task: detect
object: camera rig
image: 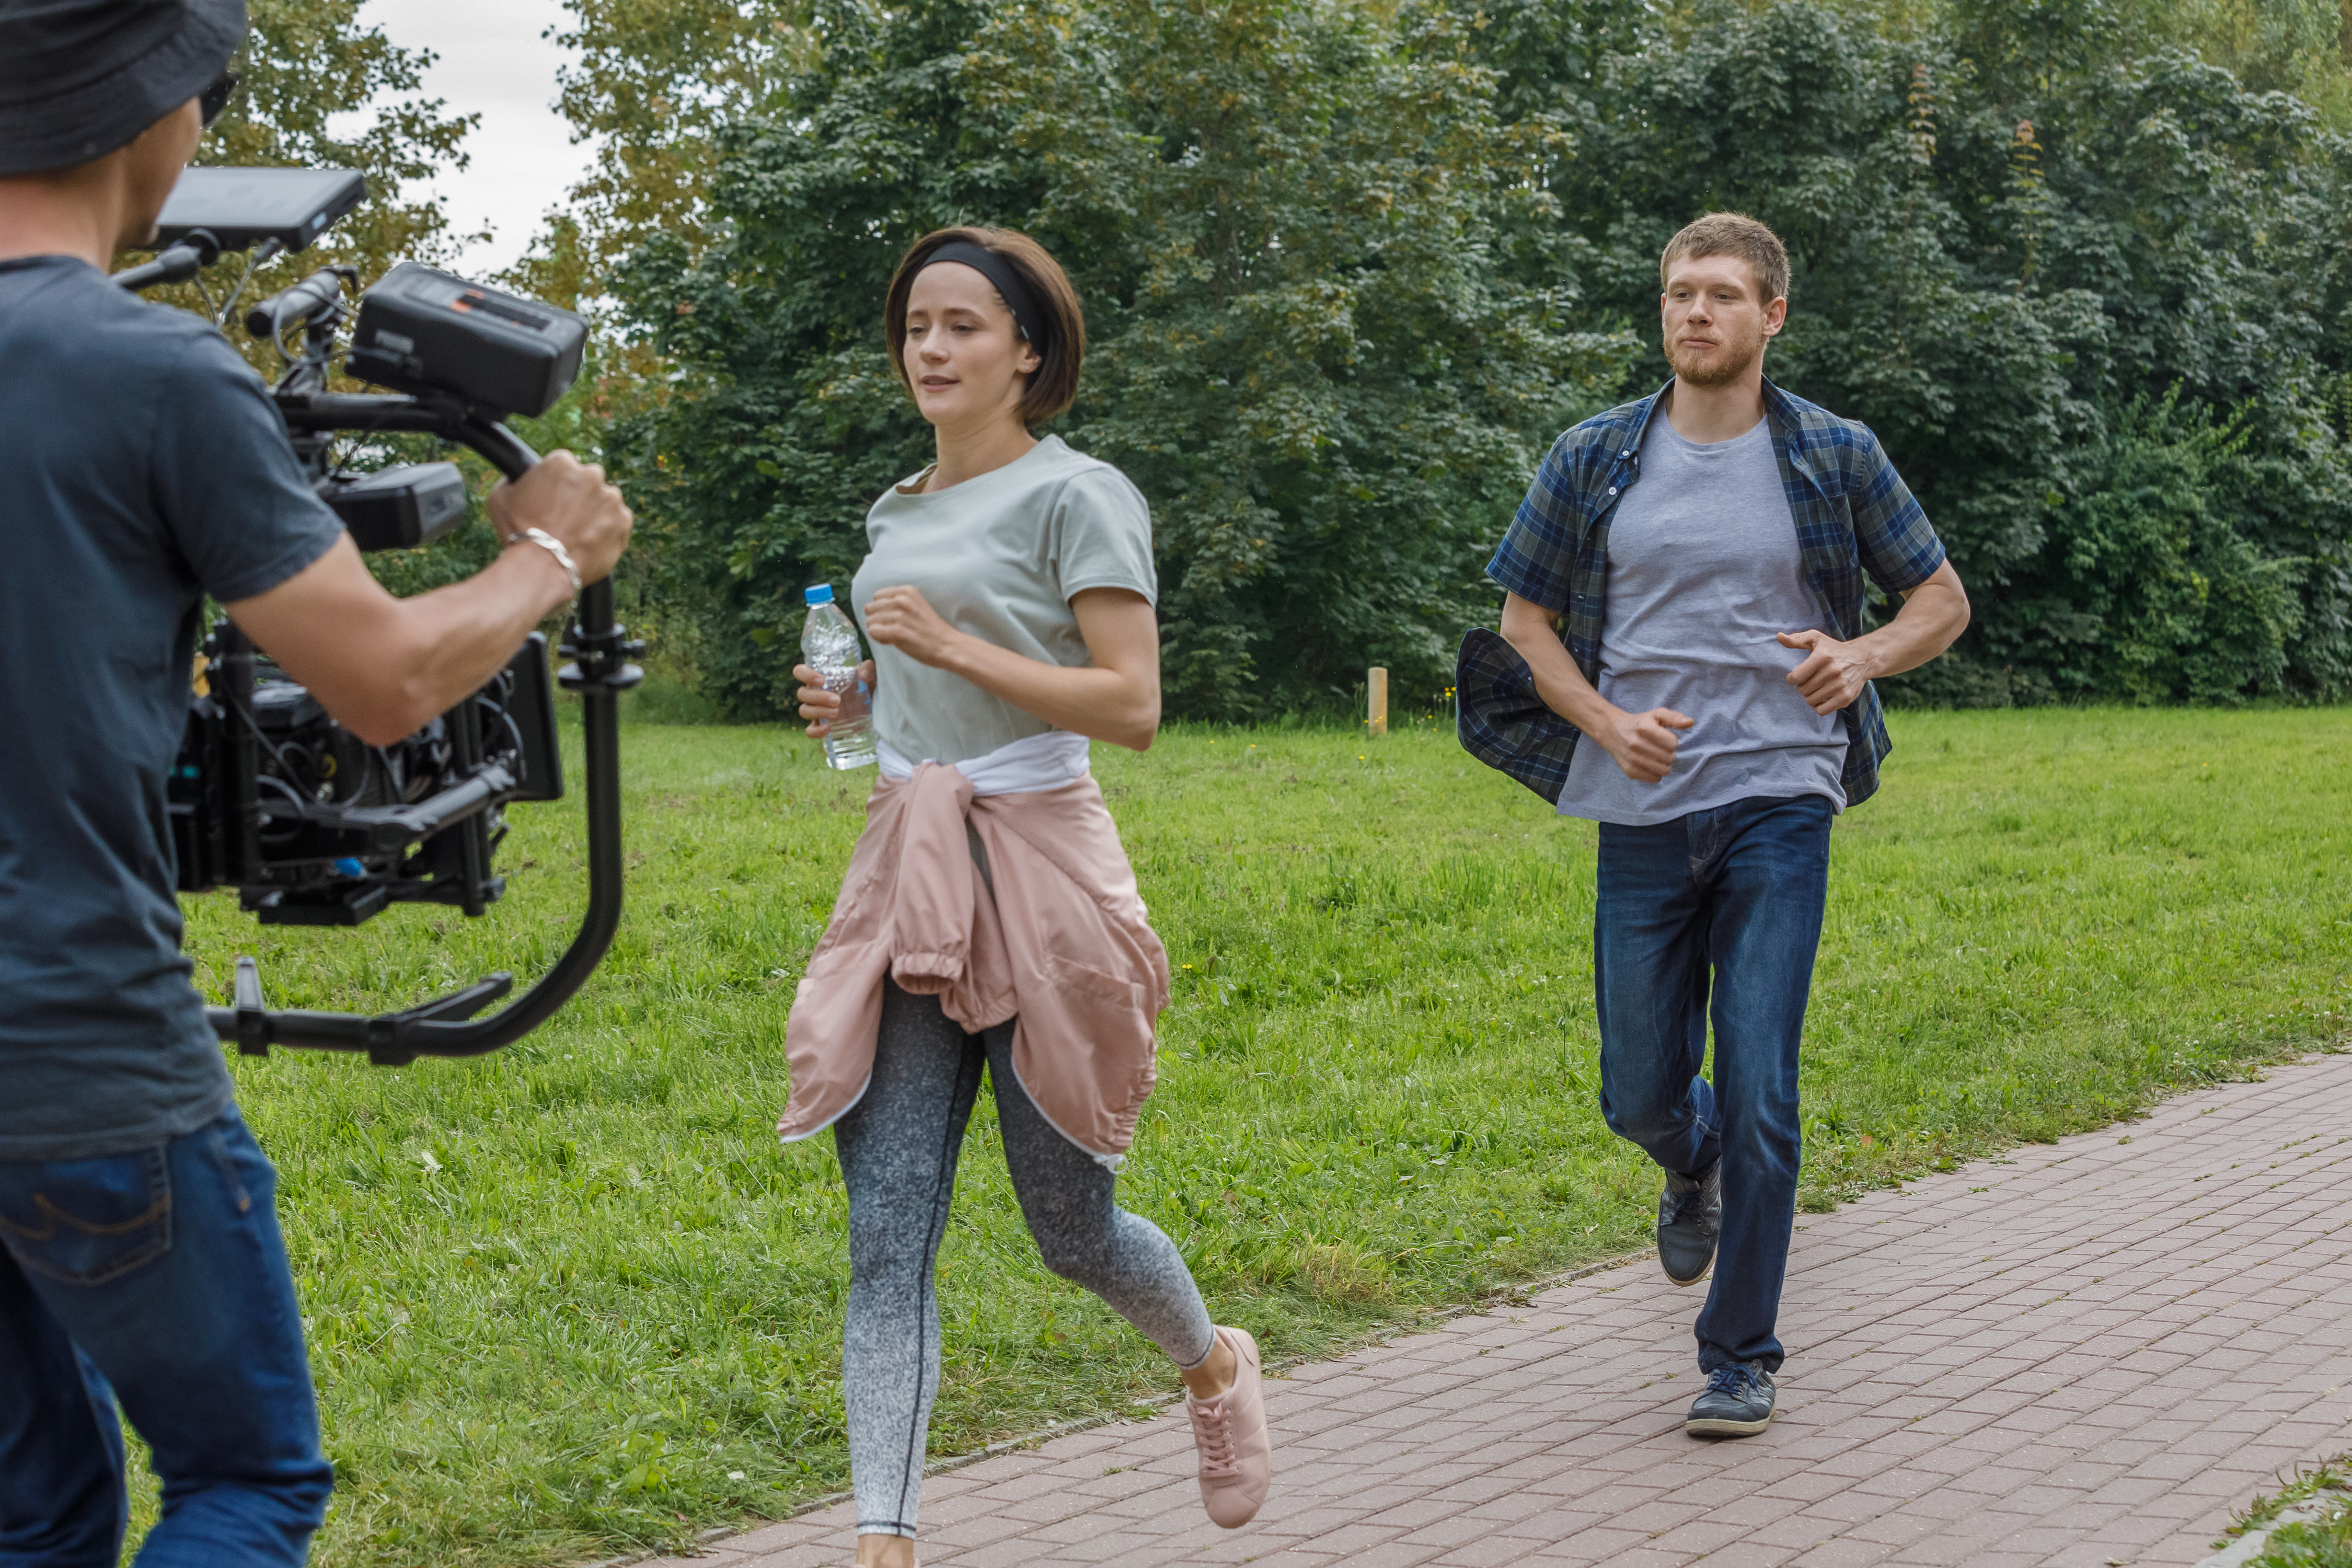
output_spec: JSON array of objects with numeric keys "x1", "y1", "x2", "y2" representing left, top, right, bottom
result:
[{"x1": 122, "y1": 168, "x2": 641, "y2": 1067}]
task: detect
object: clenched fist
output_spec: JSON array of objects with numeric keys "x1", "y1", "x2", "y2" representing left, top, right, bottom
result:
[
  {"x1": 1777, "y1": 628, "x2": 1874, "y2": 716},
  {"x1": 1600, "y1": 706, "x2": 1693, "y2": 784},
  {"x1": 487, "y1": 451, "x2": 633, "y2": 590}
]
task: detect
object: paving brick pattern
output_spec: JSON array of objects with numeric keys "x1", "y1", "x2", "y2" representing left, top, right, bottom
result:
[{"x1": 662, "y1": 1053, "x2": 2352, "y2": 1567}]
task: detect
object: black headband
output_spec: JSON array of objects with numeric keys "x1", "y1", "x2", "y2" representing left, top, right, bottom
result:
[{"x1": 917, "y1": 240, "x2": 1049, "y2": 352}]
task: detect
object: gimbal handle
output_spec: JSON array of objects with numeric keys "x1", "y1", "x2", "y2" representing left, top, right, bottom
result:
[{"x1": 207, "y1": 397, "x2": 642, "y2": 1066}]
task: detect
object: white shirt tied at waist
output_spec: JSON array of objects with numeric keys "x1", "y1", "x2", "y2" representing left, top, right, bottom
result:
[{"x1": 875, "y1": 728, "x2": 1091, "y2": 796}]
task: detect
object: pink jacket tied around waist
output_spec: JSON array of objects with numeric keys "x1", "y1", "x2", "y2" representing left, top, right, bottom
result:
[{"x1": 776, "y1": 763, "x2": 1171, "y2": 1164}]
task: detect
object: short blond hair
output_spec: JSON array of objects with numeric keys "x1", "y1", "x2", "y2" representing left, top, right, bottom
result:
[{"x1": 1659, "y1": 213, "x2": 1789, "y2": 306}]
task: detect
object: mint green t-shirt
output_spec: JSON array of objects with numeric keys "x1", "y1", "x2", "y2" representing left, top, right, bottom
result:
[{"x1": 851, "y1": 435, "x2": 1158, "y2": 765}]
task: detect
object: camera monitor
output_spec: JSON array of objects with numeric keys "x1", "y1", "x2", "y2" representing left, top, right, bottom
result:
[{"x1": 154, "y1": 167, "x2": 368, "y2": 255}]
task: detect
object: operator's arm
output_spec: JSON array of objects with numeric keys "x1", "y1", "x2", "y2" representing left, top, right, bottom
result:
[
  {"x1": 1499, "y1": 591, "x2": 1691, "y2": 784},
  {"x1": 1776, "y1": 560, "x2": 1970, "y2": 717},
  {"x1": 798, "y1": 586, "x2": 1162, "y2": 752},
  {"x1": 226, "y1": 453, "x2": 632, "y2": 746}
]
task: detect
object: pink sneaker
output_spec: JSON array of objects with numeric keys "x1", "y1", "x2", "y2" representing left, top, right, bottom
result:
[{"x1": 1185, "y1": 1325, "x2": 1272, "y2": 1527}]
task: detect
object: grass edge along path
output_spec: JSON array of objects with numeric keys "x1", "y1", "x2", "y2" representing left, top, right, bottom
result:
[
  {"x1": 165, "y1": 707, "x2": 2349, "y2": 1568},
  {"x1": 2217, "y1": 1454, "x2": 2352, "y2": 1565}
]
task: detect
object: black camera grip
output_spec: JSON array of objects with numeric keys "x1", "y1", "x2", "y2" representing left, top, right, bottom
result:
[{"x1": 210, "y1": 412, "x2": 642, "y2": 1065}]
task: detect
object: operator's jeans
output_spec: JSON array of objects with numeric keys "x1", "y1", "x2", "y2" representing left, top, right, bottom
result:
[
  {"x1": 0, "y1": 1106, "x2": 332, "y2": 1568},
  {"x1": 1594, "y1": 792, "x2": 1832, "y2": 1376}
]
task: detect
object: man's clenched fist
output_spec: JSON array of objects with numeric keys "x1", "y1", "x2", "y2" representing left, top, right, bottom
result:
[{"x1": 488, "y1": 450, "x2": 633, "y2": 589}]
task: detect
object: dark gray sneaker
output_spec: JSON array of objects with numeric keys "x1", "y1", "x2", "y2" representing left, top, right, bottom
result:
[
  {"x1": 1655, "y1": 1160, "x2": 1721, "y2": 1287},
  {"x1": 1686, "y1": 1361, "x2": 1775, "y2": 1438}
]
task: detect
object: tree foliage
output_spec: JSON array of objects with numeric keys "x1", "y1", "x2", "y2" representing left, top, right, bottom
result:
[
  {"x1": 143, "y1": 0, "x2": 475, "y2": 333},
  {"x1": 1530, "y1": 0, "x2": 2352, "y2": 702},
  {"x1": 550, "y1": 0, "x2": 811, "y2": 280},
  {"x1": 604, "y1": 0, "x2": 2352, "y2": 713},
  {"x1": 614, "y1": 0, "x2": 1623, "y2": 717}
]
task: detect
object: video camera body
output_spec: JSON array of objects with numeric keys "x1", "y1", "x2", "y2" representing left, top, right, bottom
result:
[
  {"x1": 175, "y1": 619, "x2": 562, "y2": 926},
  {"x1": 122, "y1": 167, "x2": 641, "y2": 1063}
]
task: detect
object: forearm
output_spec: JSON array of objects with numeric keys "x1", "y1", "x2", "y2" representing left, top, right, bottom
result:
[
  {"x1": 1499, "y1": 593, "x2": 1616, "y2": 733},
  {"x1": 1850, "y1": 568, "x2": 1970, "y2": 681},
  {"x1": 933, "y1": 633, "x2": 1160, "y2": 750},
  {"x1": 231, "y1": 536, "x2": 572, "y2": 746},
  {"x1": 376, "y1": 545, "x2": 575, "y2": 728}
]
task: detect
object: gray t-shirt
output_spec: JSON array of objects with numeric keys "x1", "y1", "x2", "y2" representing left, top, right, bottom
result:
[
  {"x1": 1555, "y1": 415, "x2": 1848, "y2": 826},
  {"x1": 851, "y1": 436, "x2": 1157, "y2": 764}
]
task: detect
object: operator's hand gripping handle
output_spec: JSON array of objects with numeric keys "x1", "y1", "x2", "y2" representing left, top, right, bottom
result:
[{"x1": 207, "y1": 414, "x2": 642, "y2": 1065}]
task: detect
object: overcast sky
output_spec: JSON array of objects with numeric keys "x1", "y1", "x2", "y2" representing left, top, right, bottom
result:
[{"x1": 347, "y1": 0, "x2": 593, "y2": 279}]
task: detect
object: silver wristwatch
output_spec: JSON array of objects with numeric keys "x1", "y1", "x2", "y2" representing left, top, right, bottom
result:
[{"x1": 505, "y1": 526, "x2": 581, "y2": 595}]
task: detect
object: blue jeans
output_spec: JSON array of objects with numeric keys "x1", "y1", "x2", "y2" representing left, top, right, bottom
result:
[
  {"x1": 1594, "y1": 793, "x2": 1831, "y2": 1375},
  {"x1": 0, "y1": 1107, "x2": 332, "y2": 1567}
]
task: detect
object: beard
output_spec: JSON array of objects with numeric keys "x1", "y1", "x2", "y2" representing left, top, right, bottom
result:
[{"x1": 1667, "y1": 328, "x2": 1763, "y2": 387}]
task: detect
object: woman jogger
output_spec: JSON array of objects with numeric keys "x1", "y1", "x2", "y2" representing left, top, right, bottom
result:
[{"x1": 779, "y1": 226, "x2": 1273, "y2": 1567}]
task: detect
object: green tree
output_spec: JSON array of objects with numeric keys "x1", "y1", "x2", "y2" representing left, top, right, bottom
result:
[
  {"x1": 1538, "y1": 0, "x2": 2352, "y2": 701},
  {"x1": 577, "y1": 0, "x2": 2352, "y2": 711},
  {"x1": 616, "y1": 0, "x2": 1623, "y2": 718},
  {"x1": 2118, "y1": 0, "x2": 2352, "y2": 125},
  {"x1": 549, "y1": 0, "x2": 810, "y2": 282},
  {"x1": 2004, "y1": 392, "x2": 2307, "y2": 700},
  {"x1": 145, "y1": 0, "x2": 475, "y2": 332}
]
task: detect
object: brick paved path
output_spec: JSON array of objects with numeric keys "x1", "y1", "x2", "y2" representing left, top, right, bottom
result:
[{"x1": 666, "y1": 1052, "x2": 2352, "y2": 1568}]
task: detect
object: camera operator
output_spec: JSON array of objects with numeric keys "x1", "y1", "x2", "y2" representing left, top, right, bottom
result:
[{"x1": 0, "y1": 2, "x2": 632, "y2": 1561}]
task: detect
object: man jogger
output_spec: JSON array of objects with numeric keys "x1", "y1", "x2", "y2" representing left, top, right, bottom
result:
[{"x1": 1458, "y1": 213, "x2": 1970, "y2": 1436}]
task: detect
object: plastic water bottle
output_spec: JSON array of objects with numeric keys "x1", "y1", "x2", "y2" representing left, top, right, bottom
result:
[{"x1": 801, "y1": 585, "x2": 876, "y2": 770}]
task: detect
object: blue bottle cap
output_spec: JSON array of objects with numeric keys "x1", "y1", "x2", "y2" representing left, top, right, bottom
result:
[
  {"x1": 333, "y1": 857, "x2": 365, "y2": 878},
  {"x1": 803, "y1": 584, "x2": 835, "y2": 606}
]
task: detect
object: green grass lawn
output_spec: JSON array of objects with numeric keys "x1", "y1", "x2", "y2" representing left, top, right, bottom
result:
[{"x1": 167, "y1": 706, "x2": 2349, "y2": 1567}]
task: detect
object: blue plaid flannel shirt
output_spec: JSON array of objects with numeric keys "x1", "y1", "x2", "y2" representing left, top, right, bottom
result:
[{"x1": 1458, "y1": 377, "x2": 1947, "y2": 808}]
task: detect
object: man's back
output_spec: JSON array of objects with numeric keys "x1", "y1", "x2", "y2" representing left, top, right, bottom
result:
[{"x1": 0, "y1": 254, "x2": 340, "y2": 1160}]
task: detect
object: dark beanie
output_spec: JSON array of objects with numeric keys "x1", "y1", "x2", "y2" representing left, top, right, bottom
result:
[{"x1": 0, "y1": 0, "x2": 246, "y2": 178}]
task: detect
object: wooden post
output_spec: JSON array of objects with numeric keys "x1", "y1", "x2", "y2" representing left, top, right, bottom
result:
[{"x1": 1367, "y1": 666, "x2": 1388, "y2": 736}]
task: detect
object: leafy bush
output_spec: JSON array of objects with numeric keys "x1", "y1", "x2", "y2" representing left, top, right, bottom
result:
[
  {"x1": 1538, "y1": 0, "x2": 2352, "y2": 705},
  {"x1": 1992, "y1": 393, "x2": 2306, "y2": 702},
  {"x1": 612, "y1": 0, "x2": 2352, "y2": 717}
]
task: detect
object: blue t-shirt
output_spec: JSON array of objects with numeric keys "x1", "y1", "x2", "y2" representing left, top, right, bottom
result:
[{"x1": 0, "y1": 255, "x2": 343, "y2": 1159}]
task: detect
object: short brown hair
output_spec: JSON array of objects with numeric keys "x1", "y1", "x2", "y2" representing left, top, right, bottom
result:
[
  {"x1": 884, "y1": 226, "x2": 1086, "y2": 426},
  {"x1": 1659, "y1": 213, "x2": 1789, "y2": 306}
]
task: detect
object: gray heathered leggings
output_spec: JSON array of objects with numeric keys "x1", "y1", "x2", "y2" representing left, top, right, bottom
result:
[{"x1": 835, "y1": 978, "x2": 1216, "y2": 1539}]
